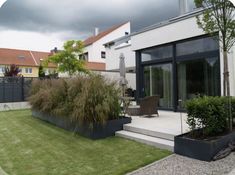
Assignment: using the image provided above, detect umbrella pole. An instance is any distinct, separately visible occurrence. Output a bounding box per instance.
[122,84,126,116]
[122,85,125,98]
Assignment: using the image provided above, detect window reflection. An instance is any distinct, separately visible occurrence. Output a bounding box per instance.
[144,64,173,108]
[141,45,173,62]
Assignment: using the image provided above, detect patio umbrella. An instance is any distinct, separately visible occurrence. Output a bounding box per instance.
[119,53,128,88]
[119,53,128,115]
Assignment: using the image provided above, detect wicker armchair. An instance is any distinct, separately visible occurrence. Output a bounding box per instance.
[127,95,159,117]
[139,95,159,117]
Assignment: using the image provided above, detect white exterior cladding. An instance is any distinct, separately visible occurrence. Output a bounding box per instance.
[131,11,235,96]
[84,22,131,63]
[131,15,204,51]
[106,43,135,71]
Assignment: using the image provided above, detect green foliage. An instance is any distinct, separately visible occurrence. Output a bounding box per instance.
[195,0,235,131]
[4,64,21,77]
[28,75,121,126]
[45,40,88,76]
[232,98,235,126]
[45,70,58,79]
[185,96,233,137]
[72,75,121,126]
[194,0,235,51]
[38,64,45,77]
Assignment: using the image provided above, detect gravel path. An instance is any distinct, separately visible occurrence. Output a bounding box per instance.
[128,153,235,175]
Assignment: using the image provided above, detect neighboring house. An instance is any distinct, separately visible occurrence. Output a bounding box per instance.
[104,36,136,89]
[82,21,131,70]
[104,35,136,73]
[104,0,235,112]
[0,48,57,77]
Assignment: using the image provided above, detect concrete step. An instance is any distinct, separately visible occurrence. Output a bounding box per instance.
[116,130,174,152]
[123,124,175,141]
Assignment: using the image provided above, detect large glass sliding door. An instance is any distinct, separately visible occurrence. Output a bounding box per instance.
[177,57,220,103]
[144,63,173,108]
[138,35,220,111]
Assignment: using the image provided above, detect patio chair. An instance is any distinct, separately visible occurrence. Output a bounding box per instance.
[127,95,159,117]
[139,95,159,117]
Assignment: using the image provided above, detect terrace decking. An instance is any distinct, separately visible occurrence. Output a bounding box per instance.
[116,110,189,151]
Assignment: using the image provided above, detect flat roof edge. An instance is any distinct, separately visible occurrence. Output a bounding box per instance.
[131,8,204,37]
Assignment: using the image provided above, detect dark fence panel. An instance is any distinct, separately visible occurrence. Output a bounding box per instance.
[0,77,36,103]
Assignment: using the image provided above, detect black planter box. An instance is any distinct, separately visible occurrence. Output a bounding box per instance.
[32,111,131,140]
[174,130,235,161]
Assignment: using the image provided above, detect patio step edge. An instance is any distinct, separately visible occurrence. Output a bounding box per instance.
[116,130,174,152]
[123,125,175,141]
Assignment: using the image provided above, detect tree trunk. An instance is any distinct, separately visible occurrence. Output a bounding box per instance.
[223,50,232,131]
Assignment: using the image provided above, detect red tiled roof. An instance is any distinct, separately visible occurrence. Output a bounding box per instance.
[31,51,57,68]
[0,48,56,68]
[83,22,128,46]
[85,62,106,71]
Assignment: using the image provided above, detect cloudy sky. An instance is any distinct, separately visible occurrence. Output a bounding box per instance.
[0,0,195,52]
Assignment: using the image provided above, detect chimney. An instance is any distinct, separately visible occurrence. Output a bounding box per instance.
[54,47,58,53]
[179,0,189,15]
[50,47,58,55]
[94,27,99,36]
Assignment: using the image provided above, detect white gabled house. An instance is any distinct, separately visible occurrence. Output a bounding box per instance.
[82,22,131,70]
[104,35,136,73]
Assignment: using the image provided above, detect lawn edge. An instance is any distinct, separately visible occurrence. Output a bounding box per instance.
[126,154,175,175]
[0,166,8,175]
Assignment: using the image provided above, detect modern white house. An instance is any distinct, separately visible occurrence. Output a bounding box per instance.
[104,1,235,112]
[82,22,131,66]
[133,9,235,112]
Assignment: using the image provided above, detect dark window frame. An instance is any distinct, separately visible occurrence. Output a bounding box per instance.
[80,52,89,61]
[141,45,173,63]
[136,34,221,112]
[101,51,106,59]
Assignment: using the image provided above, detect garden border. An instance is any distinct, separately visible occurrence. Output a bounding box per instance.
[174,130,235,161]
[32,110,131,139]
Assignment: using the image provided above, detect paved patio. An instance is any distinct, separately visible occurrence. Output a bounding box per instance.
[127,110,190,136]
[125,111,235,175]
[117,110,190,151]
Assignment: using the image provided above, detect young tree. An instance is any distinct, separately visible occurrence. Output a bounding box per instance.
[4,64,21,77]
[38,64,45,78]
[45,40,88,77]
[195,0,235,130]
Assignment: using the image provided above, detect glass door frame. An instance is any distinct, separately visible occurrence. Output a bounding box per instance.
[143,63,174,109]
[136,34,221,112]
[176,53,221,110]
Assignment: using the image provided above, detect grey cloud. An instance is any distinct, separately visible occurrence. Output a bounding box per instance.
[0,0,195,40]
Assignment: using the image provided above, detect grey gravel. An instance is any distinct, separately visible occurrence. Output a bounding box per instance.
[128,153,235,175]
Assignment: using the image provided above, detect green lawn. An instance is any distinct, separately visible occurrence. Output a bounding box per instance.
[0,110,171,175]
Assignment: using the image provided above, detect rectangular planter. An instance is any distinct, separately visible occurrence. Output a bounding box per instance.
[32,111,131,140]
[174,130,235,161]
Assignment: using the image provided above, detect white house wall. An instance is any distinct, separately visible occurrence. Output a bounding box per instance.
[131,14,235,97]
[106,44,135,71]
[88,22,131,63]
[219,39,235,96]
[131,16,205,51]
[93,71,136,89]
[83,45,94,60]
[228,46,235,96]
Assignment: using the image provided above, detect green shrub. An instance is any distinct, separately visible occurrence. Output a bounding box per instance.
[185,96,228,137]
[28,75,121,127]
[224,97,235,126]
[71,75,121,126]
[233,98,235,125]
